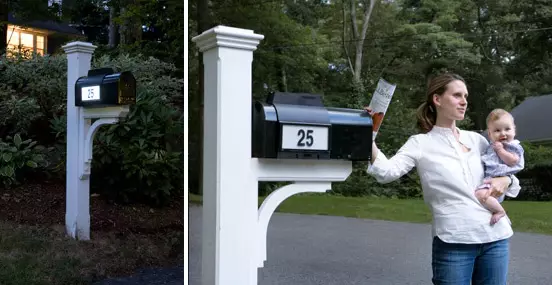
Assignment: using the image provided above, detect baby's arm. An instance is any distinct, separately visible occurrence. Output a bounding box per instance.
[494,143,519,166]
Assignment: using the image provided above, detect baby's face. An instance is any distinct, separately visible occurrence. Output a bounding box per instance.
[488,116,516,143]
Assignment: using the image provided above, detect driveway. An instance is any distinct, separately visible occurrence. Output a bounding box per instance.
[189,205,552,284]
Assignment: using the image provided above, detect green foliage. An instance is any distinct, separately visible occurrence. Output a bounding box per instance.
[0,54,67,142]
[258,182,290,197]
[49,53,184,206]
[93,53,184,115]
[90,91,183,206]
[521,142,552,170]
[0,54,67,115]
[515,142,552,201]
[0,134,49,187]
[210,0,334,97]
[0,84,41,137]
[6,0,552,205]
[0,50,183,204]
[113,0,184,70]
[330,162,422,199]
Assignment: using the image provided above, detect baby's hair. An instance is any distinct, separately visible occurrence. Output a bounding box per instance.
[486,108,514,126]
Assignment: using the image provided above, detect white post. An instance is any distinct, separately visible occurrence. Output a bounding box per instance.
[62,41,97,240]
[192,26,263,285]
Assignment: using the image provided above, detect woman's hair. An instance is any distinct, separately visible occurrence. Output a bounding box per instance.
[416,73,466,133]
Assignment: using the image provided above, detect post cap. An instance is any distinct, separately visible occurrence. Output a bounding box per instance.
[62,41,97,54]
[192,25,264,52]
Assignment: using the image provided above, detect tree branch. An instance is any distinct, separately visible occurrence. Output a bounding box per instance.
[343,0,354,75]
[377,53,401,80]
[353,0,376,83]
[350,0,358,39]
[360,0,375,42]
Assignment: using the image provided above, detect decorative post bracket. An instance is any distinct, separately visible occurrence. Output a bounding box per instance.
[78,106,130,180]
[253,158,353,268]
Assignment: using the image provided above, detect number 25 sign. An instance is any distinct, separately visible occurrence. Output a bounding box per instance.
[81,85,100,101]
[281,124,328,151]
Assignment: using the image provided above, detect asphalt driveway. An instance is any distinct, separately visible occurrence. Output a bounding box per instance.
[188,205,552,284]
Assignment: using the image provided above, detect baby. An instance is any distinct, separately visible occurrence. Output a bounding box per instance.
[475,108,525,225]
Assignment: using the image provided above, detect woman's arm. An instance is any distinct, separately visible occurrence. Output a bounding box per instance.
[486,175,520,198]
[367,135,421,184]
[476,134,522,197]
[370,141,379,164]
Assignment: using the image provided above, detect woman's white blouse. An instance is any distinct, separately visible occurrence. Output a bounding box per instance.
[366,126,521,244]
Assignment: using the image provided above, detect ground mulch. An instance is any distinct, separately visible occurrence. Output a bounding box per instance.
[0,182,183,235]
[0,181,184,282]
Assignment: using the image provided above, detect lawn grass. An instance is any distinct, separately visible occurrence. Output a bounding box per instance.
[0,222,182,285]
[0,182,183,285]
[188,193,552,235]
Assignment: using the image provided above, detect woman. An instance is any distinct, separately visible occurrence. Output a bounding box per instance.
[365,73,520,285]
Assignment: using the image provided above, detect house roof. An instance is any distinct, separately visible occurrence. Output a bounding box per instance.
[8,13,82,36]
[510,94,552,143]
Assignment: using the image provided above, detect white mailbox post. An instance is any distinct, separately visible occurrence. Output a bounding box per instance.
[192,26,354,285]
[63,41,133,240]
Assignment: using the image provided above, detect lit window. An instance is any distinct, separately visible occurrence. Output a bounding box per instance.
[5,25,47,58]
[36,36,44,55]
[20,32,34,54]
[20,33,33,48]
[7,30,19,46]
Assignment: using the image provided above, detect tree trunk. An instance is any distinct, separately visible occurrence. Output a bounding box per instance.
[344,0,377,107]
[194,0,210,195]
[351,0,376,85]
[0,0,8,55]
[119,0,142,45]
[108,4,119,48]
[276,48,288,92]
[280,68,288,92]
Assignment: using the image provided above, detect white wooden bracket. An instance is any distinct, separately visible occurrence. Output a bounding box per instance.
[253,158,352,268]
[78,106,130,179]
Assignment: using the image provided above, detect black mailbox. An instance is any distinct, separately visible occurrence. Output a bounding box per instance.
[74,68,136,107]
[252,92,372,161]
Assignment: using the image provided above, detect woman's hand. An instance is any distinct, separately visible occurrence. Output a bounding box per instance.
[483,176,511,198]
[363,106,379,164]
[364,106,374,117]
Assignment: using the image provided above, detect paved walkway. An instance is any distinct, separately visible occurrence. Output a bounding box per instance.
[189,205,552,284]
[93,265,184,285]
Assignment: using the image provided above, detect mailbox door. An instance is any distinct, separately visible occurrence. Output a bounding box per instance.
[252,102,278,158]
[327,107,372,161]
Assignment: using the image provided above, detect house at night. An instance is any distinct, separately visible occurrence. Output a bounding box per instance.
[6,12,84,57]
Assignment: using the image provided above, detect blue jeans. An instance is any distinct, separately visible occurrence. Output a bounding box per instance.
[432,236,509,285]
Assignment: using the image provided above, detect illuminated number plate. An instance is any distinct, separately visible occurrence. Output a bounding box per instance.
[81,85,100,101]
[281,125,329,151]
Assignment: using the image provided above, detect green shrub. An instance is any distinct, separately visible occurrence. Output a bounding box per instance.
[0,84,42,138]
[1,52,184,205]
[89,90,183,206]
[0,134,50,187]
[49,53,184,206]
[0,54,67,143]
[516,142,552,201]
[330,162,422,199]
